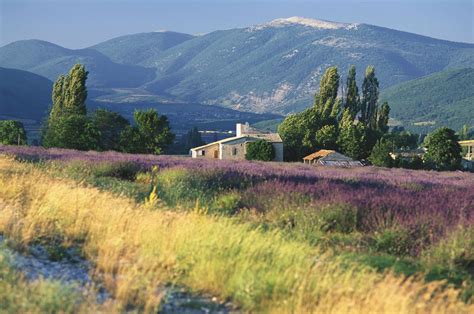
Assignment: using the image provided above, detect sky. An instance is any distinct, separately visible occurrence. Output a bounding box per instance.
[1,0,473,48]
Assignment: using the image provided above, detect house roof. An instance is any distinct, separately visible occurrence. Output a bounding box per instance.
[459,140,474,145]
[190,134,282,151]
[303,149,336,161]
[190,136,245,151]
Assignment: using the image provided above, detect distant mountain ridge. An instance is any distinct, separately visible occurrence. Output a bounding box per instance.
[380,67,474,133]
[0,67,52,122]
[1,17,473,121]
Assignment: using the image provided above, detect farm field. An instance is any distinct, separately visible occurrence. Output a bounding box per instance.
[0,145,473,313]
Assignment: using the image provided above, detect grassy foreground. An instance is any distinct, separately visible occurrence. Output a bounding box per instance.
[0,156,472,313]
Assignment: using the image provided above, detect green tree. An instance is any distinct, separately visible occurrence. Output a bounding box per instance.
[368,139,393,167]
[49,64,88,120]
[338,110,370,160]
[458,124,472,140]
[120,109,175,154]
[376,102,390,134]
[345,65,359,118]
[43,64,91,149]
[314,66,341,123]
[182,127,205,151]
[383,129,419,150]
[246,139,275,161]
[315,124,338,150]
[91,109,130,151]
[42,114,100,150]
[360,66,379,129]
[279,67,341,160]
[119,125,143,154]
[0,120,27,145]
[423,127,462,171]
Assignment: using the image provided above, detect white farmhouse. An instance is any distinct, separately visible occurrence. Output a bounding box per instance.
[191,123,283,161]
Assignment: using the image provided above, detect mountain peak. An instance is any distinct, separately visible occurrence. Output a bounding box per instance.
[254,16,359,31]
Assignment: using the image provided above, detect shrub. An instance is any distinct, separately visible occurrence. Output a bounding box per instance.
[423,127,462,170]
[368,139,393,167]
[0,120,27,145]
[210,192,242,215]
[246,140,275,161]
[372,228,412,256]
[317,204,358,234]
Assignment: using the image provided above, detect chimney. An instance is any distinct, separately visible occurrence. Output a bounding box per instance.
[236,123,243,137]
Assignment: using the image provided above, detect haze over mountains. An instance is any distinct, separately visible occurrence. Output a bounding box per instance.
[1,17,473,131]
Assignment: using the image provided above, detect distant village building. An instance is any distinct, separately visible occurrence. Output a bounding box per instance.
[190,123,283,161]
[303,150,363,167]
[389,148,426,161]
[459,140,474,170]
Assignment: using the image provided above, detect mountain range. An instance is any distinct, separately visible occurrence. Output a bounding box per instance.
[1,17,473,131]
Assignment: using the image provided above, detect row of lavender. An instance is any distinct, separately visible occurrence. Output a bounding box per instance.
[1,145,473,253]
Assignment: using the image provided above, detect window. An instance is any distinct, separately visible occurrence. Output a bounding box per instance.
[199,150,205,156]
[232,147,238,156]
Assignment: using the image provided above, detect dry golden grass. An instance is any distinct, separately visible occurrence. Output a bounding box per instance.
[0,156,471,313]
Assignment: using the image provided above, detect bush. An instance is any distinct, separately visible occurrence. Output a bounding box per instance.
[0,120,27,145]
[42,115,100,151]
[317,204,358,234]
[368,139,393,167]
[372,228,412,256]
[246,140,275,161]
[423,127,462,170]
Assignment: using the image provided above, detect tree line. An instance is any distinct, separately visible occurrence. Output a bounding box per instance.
[0,63,471,171]
[279,65,390,161]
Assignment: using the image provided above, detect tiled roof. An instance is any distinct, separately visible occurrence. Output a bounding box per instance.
[303,149,336,161]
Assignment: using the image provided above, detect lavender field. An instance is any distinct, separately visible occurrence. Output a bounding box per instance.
[1,145,473,310]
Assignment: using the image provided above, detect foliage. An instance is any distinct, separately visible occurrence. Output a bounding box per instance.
[173,126,205,154]
[91,108,130,151]
[280,65,390,161]
[279,67,341,161]
[120,109,175,155]
[368,139,393,167]
[0,120,27,145]
[246,139,275,161]
[458,124,474,140]
[344,65,359,117]
[360,66,379,128]
[424,127,462,170]
[42,114,100,150]
[383,127,419,150]
[376,102,390,134]
[50,64,88,120]
[380,68,474,133]
[315,124,338,150]
[0,157,472,312]
[338,121,370,160]
[42,64,98,150]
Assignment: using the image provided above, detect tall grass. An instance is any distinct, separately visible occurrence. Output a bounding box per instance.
[0,157,471,313]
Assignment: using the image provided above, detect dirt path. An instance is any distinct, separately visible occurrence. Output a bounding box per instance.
[0,236,235,313]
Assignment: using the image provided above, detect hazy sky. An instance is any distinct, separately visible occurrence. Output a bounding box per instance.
[1,0,473,48]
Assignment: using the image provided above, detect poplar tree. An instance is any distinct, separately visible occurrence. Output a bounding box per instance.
[376,102,390,134]
[314,66,341,123]
[360,66,379,129]
[42,64,97,149]
[345,65,359,118]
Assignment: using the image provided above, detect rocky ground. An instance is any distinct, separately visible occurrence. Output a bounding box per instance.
[0,236,235,313]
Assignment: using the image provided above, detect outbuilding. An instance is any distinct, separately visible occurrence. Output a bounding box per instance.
[303,150,363,167]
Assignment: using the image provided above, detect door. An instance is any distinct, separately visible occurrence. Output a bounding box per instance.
[214,150,219,159]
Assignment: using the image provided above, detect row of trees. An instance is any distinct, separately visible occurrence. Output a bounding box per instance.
[369,127,464,171]
[279,65,390,161]
[41,64,175,154]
